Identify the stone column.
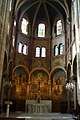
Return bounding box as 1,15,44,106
0,0,11,104
75,0,80,105
67,89,70,112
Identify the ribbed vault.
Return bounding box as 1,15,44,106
14,0,71,37
15,0,70,20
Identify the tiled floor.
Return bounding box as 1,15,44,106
0,112,75,120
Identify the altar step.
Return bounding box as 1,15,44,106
0,112,75,120
19,113,74,120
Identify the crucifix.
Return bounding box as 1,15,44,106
38,80,41,92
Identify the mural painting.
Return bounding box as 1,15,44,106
29,69,50,100
11,66,29,99
51,69,66,100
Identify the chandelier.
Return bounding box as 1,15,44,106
65,80,74,90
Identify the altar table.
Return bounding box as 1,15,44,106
25,100,52,113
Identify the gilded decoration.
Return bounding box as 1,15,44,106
11,67,51,100
11,66,66,100
51,69,66,100
29,69,50,100
11,66,29,99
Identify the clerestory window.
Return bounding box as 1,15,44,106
57,20,62,35
38,23,45,37
21,18,28,35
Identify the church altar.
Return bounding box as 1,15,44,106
25,100,52,113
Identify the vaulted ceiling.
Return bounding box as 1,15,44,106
15,0,71,20
14,0,71,35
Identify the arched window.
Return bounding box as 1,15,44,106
18,42,22,53
12,36,15,47
54,45,58,56
59,43,63,55
38,23,45,37
21,18,28,35
57,20,62,35
23,44,28,55
36,47,40,57
41,47,46,57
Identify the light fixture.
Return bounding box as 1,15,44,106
66,80,74,90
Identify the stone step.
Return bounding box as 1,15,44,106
0,112,74,120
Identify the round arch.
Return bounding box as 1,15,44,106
12,65,29,75
30,67,49,80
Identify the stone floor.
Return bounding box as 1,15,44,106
0,112,76,120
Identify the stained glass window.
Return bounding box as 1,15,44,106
38,23,45,37
21,18,28,35
57,20,62,35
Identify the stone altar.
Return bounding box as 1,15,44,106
25,100,52,113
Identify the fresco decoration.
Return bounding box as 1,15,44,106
51,69,66,100
11,66,29,99
29,69,50,100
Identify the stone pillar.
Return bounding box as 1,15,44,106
67,89,70,112
75,0,80,105
73,80,77,110
0,0,11,104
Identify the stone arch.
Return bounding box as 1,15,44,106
12,65,29,75
30,67,49,79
